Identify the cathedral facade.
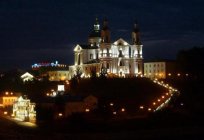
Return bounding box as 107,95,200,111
69,18,143,79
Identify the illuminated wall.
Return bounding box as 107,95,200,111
144,62,166,79
13,96,36,122
48,70,69,81
0,96,17,107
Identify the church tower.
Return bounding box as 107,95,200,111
132,21,143,75
99,18,112,73
88,18,101,46
101,18,111,43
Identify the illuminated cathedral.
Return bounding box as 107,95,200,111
69,18,143,78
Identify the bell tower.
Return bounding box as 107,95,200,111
101,18,111,43
100,18,112,73
88,18,101,46
132,21,143,75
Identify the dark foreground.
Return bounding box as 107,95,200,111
1,113,204,140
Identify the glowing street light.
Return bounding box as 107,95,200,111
85,108,90,112
121,108,125,112
58,113,63,117
140,106,144,109
113,111,117,115
110,103,114,106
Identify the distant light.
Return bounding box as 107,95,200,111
140,106,144,109
180,103,184,106
153,102,156,105
113,111,117,115
158,99,161,102
185,74,189,76
162,96,165,99
168,73,171,76
58,85,65,92
110,103,114,106
85,108,90,112
148,108,152,111
5,92,8,95
177,73,181,76
58,113,63,117
121,108,125,112
4,111,8,115
166,93,169,96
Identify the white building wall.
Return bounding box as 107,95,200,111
144,62,166,79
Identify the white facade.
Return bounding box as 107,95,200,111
21,72,34,82
13,96,36,122
69,19,143,78
144,62,166,79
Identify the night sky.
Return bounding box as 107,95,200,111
0,0,204,70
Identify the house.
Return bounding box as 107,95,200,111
13,96,36,122
20,72,34,82
0,92,17,108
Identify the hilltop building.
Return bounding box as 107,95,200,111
69,18,143,78
31,61,69,81
144,60,177,79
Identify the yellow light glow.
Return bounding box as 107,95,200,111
148,108,152,111
168,73,171,76
153,102,156,105
177,73,181,76
158,99,160,102
85,108,90,112
4,111,8,115
166,93,169,96
110,103,114,106
140,106,144,109
58,113,63,117
121,108,125,112
162,96,165,99
5,92,8,95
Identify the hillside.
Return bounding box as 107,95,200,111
70,77,168,113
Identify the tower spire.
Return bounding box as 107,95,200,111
94,17,100,31
101,18,110,43
132,20,141,45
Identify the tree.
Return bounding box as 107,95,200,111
90,66,97,79
99,67,107,79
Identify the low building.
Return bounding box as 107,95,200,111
144,60,176,79
21,72,34,82
64,95,98,117
0,92,18,108
48,70,69,81
13,96,36,122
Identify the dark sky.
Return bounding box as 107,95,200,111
0,0,204,70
